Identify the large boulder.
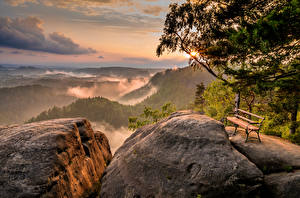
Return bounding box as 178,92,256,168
100,111,263,198
0,118,112,198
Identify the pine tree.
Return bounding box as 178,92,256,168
194,83,205,114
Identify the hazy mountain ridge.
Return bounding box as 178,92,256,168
29,67,215,128
0,66,159,125
0,85,75,125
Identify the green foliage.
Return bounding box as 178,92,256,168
137,67,214,111
28,97,138,128
202,80,235,121
284,165,294,173
194,83,205,113
128,103,176,131
197,79,300,144
160,0,299,140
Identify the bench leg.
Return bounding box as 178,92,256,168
257,132,261,142
234,125,238,135
245,129,249,143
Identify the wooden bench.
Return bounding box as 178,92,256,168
226,109,265,142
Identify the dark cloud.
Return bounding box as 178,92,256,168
0,16,97,55
98,55,104,59
0,50,4,53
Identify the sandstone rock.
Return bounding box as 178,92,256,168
226,128,300,197
100,111,263,198
0,118,112,198
228,128,300,174
263,170,300,198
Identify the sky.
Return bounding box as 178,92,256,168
0,0,188,68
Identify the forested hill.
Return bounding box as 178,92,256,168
137,67,214,109
0,85,75,125
28,67,215,128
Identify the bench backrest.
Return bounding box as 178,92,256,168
235,109,264,124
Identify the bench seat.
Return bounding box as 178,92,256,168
226,109,264,143
227,117,259,131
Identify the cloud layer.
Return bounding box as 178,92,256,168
4,0,167,16
0,16,96,55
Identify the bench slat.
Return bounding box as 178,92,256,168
237,109,264,120
227,117,259,131
236,115,258,124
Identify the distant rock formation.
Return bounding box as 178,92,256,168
0,118,112,198
100,111,300,198
100,111,264,198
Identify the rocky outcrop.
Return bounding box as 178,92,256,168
228,129,300,198
100,111,263,198
0,118,112,198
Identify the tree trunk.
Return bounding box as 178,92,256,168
248,105,252,119
290,102,298,135
235,92,240,114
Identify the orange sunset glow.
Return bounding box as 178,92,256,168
0,0,186,68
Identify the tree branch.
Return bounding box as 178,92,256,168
174,32,229,83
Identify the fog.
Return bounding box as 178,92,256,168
119,86,158,105
92,121,133,154
44,70,96,78
67,76,151,100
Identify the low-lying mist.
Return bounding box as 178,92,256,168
44,70,96,78
119,86,158,105
67,76,151,101
91,121,133,154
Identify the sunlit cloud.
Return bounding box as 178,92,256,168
0,0,188,67
4,0,167,16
